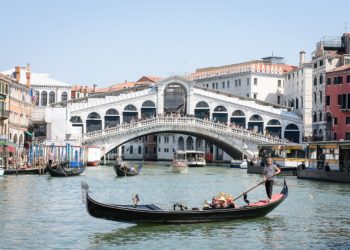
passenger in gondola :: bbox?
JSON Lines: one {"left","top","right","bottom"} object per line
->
{"left": 225, "top": 197, "right": 236, "bottom": 208}
{"left": 129, "top": 165, "right": 136, "bottom": 173}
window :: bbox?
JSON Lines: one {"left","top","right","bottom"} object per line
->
{"left": 138, "top": 146, "right": 142, "bottom": 154}
{"left": 227, "top": 81, "right": 230, "bottom": 88}
{"left": 296, "top": 98, "right": 299, "bottom": 109}
{"left": 346, "top": 133, "right": 350, "bottom": 140}
{"left": 278, "top": 80, "right": 281, "bottom": 87}
{"left": 235, "top": 80, "right": 237, "bottom": 87}
{"left": 49, "top": 91, "right": 55, "bottom": 104}
{"left": 130, "top": 146, "right": 133, "bottom": 154}
{"left": 314, "top": 63, "right": 317, "bottom": 69}
{"left": 346, "top": 117, "right": 350, "bottom": 124}
{"left": 347, "top": 75, "right": 350, "bottom": 83}
{"left": 314, "top": 76, "right": 317, "bottom": 86}
{"left": 334, "top": 133, "right": 337, "bottom": 140}
{"left": 222, "top": 82, "right": 225, "bottom": 89}
{"left": 326, "top": 96, "right": 330, "bottom": 106}
{"left": 319, "top": 60, "right": 324, "bottom": 67}
{"left": 327, "top": 78, "right": 331, "bottom": 85}
{"left": 319, "top": 112, "right": 323, "bottom": 121}
{"left": 313, "top": 112, "right": 317, "bottom": 122}
{"left": 145, "top": 147, "right": 148, "bottom": 154}
{"left": 253, "top": 93, "right": 257, "bottom": 99}
{"left": 212, "top": 83, "right": 215, "bottom": 89}
{"left": 314, "top": 92, "right": 317, "bottom": 104}
{"left": 216, "top": 83, "right": 218, "bottom": 89}
{"left": 319, "top": 75, "right": 323, "bottom": 84}
{"left": 247, "top": 78, "right": 249, "bottom": 86}
{"left": 238, "top": 79, "right": 241, "bottom": 86}
{"left": 338, "top": 94, "right": 342, "bottom": 106}
{"left": 319, "top": 91, "right": 322, "bottom": 103}
{"left": 254, "top": 78, "right": 257, "bottom": 85}
{"left": 61, "top": 92, "right": 68, "bottom": 102}
{"left": 334, "top": 117, "right": 338, "bottom": 125}
{"left": 277, "top": 96, "right": 281, "bottom": 105}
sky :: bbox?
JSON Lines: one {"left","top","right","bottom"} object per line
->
{"left": 1, "top": 0, "right": 350, "bottom": 87}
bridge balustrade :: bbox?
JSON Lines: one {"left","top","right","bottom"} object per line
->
{"left": 82, "top": 117, "right": 287, "bottom": 145}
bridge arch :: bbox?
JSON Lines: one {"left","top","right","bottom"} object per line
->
{"left": 123, "top": 104, "right": 138, "bottom": 123}
{"left": 105, "top": 108, "right": 119, "bottom": 129}
{"left": 230, "top": 110, "right": 246, "bottom": 128}
{"left": 163, "top": 83, "right": 187, "bottom": 115}
{"left": 141, "top": 100, "right": 156, "bottom": 119}
{"left": 248, "top": 114, "right": 263, "bottom": 133}
{"left": 284, "top": 123, "right": 300, "bottom": 143}
{"left": 194, "top": 101, "right": 210, "bottom": 119}
{"left": 86, "top": 112, "right": 102, "bottom": 132}
{"left": 266, "top": 119, "right": 282, "bottom": 138}
{"left": 213, "top": 106, "right": 228, "bottom": 123}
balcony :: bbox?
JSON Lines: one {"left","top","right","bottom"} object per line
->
{"left": 0, "top": 109, "right": 10, "bottom": 119}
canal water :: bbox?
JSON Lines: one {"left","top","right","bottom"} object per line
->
{"left": 0, "top": 163, "right": 349, "bottom": 250}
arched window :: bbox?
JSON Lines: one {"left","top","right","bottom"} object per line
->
{"left": 61, "top": 92, "right": 68, "bottom": 102}
{"left": 194, "top": 101, "right": 210, "bottom": 119}
{"left": 41, "top": 91, "right": 47, "bottom": 106}
{"left": 35, "top": 91, "right": 40, "bottom": 106}
{"left": 138, "top": 146, "right": 142, "bottom": 154}
{"left": 284, "top": 124, "right": 300, "bottom": 143}
{"left": 141, "top": 100, "right": 156, "bottom": 119}
{"left": 49, "top": 91, "right": 55, "bottom": 104}
{"left": 105, "top": 108, "right": 120, "bottom": 128}
{"left": 86, "top": 112, "right": 102, "bottom": 132}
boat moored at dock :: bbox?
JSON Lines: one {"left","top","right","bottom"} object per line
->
{"left": 185, "top": 150, "right": 206, "bottom": 167}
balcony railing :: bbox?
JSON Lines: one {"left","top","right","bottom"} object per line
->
{"left": 0, "top": 109, "right": 10, "bottom": 119}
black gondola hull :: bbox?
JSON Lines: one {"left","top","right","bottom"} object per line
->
{"left": 48, "top": 162, "right": 86, "bottom": 177}
{"left": 82, "top": 181, "right": 288, "bottom": 224}
{"left": 114, "top": 164, "right": 142, "bottom": 177}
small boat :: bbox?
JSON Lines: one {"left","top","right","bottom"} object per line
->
{"left": 185, "top": 150, "right": 206, "bottom": 167}
{"left": 230, "top": 160, "right": 243, "bottom": 168}
{"left": 47, "top": 161, "right": 86, "bottom": 177}
{"left": 114, "top": 163, "right": 142, "bottom": 177}
{"left": 171, "top": 150, "right": 188, "bottom": 173}
{"left": 81, "top": 180, "right": 288, "bottom": 224}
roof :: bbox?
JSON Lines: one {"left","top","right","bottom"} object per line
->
{"left": 327, "top": 64, "right": 350, "bottom": 73}
{"left": 187, "top": 60, "right": 296, "bottom": 81}
{"left": 1, "top": 67, "right": 69, "bottom": 87}
{"left": 136, "top": 76, "right": 163, "bottom": 83}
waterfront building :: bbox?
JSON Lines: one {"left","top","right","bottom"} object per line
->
{"left": 0, "top": 74, "right": 10, "bottom": 166}
{"left": 2, "top": 65, "right": 71, "bottom": 142}
{"left": 188, "top": 56, "right": 295, "bottom": 105}
{"left": 325, "top": 64, "right": 350, "bottom": 140}
{"left": 284, "top": 51, "right": 313, "bottom": 140}
{"left": 311, "top": 33, "right": 350, "bottom": 141}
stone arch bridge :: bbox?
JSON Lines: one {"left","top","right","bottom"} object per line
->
{"left": 81, "top": 117, "right": 288, "bottom": 159}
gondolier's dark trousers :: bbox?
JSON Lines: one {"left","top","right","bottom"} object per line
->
{"left": 265, "top": 180, "right": 274, "bottom": 199}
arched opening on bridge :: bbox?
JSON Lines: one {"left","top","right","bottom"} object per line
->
{"left": 163, "top": 83, "right": 186, "bottom": 116}
{"left": 123, "top": 104, "right": 138, "bottom": 123}
{"left": 186, "top": 136, "right": 194, "bottom": 150}
{"left": 105, "top": 108, "right": 120, "bottom": 129}
{"left": 86, "top": 112, "right": 102, "bottom": 132}
{"left": 177, "top": 136, "right": 185, "bottom": 150}
{"left": 230, "top": 110, "right": 246, "bottom": 128}
{"left": 284, "top": 123, "right": 300, "bottom": 143}
{"left": 213, "top": 106, "right": 228, "bottom": 123}
{"left": 248, "top": 114, "right": 263, "bottom": 133}
{"left": 266, "top": 119, "right": 282, "bottom": 138}
{"left": 325, "top": 112, "right": 332, "bottom": 140}
{"left": 70, "top": 116, "right": 84, "bottom": 133}
{"left": 141, "top": 100, "right": 156, "bottom": 119}
{"left": 195, "top": 101, "right": 210, "bottom": 119}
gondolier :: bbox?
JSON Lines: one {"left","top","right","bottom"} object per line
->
{"left": 263, "top": 158, "right": 281, "bottom": 201}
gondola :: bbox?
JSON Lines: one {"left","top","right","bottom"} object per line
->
{"left": 81, "top": 180, "right": 288, "bottom": 224}
{"left": 113, "top": 163, "right": 142, "bottom": 177}
{"left": 47, "top": 161, "right": 86, "bottom": 177}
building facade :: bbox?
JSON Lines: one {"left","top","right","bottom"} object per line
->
{"left": 284, "top": 51, "right": 313, "bottom": 140}
{"left": 188, "top": 56, "right": 295, "bottom": 105}
{"left": 325, "top": 65, "right": 350, "bottom": 140}
{"left": 311, "top": 33, "right": 350, "bottom": 141}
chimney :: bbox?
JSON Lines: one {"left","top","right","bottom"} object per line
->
{"left": 15, "top": 66, "right": 21, "bottom": 82}
{"left": 299, "top": 51, "right": 306, "bottom": 66}
{"left": 26, "top": 63, "right": 31, "bottom": 87}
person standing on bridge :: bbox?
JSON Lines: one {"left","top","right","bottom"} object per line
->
{"left": 263, "top": 158, "right": 281, "bottom": 202}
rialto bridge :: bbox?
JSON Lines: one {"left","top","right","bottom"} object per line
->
{"left": 65, "top": 76, "right": 302, "bottom": 158}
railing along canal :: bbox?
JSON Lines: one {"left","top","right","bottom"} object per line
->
{"left": 81, "top": 117, "right": 286, "bottom": 144}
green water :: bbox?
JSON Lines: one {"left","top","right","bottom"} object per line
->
{"left": 0, "top": 163, "right": 349, "bottom": 249}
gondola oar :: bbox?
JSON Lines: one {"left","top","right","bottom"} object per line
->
{"left": 233, "top": 174, "right": 277, "bottom": 201}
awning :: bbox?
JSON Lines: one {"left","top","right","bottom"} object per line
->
{"left": 25, "top": 131, "right": 33, "bottom": 136}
